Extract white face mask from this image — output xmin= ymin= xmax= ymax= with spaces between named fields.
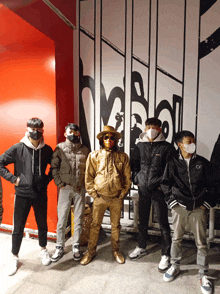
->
xmin=183 ymin=143 xmax=196 ymax=154
xmin=146 ymin=129 xmax=159 ymax=140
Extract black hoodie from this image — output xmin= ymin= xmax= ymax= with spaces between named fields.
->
xmin=0 ymin=133 xmax=53 ymax=198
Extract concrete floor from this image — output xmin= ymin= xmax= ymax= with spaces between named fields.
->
xmin=0 ymin=230 xmax=220 ymax=294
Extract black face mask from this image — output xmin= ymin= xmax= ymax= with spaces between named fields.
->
xmin=67 ymin=134 xmax=80 ymax=143
xmin=29 ymin=130 xmax=42 ymax=140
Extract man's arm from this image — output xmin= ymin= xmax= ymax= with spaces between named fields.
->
xmin=85 ymin=153 xmax=98 ymax=199
xmin=160 ymin=161 xmax=177 ymax=208
xmin=51 ymin=147 xmax=65 ymax=188
xmin=0 ymin=145 xmax=18 ymax=184
xmin=119 ymin=154 xmax=131 ymax=199
xmin=130 ymin=145 xmax=141 ymax=185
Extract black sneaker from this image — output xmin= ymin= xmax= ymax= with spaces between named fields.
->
xmin=51 ymin=246 xmax=64 ymax=262
xmin=72 ymin=244 xmax=82 ymax=261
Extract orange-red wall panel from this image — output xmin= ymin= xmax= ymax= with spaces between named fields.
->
xmin=0 ymin=5 xmax=57 ymax=233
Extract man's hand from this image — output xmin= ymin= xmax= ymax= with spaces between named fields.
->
xmin=200 ymin=205 xmax=206 ymax=210
xmin=13 ymin=177 xmax=20 ymax=186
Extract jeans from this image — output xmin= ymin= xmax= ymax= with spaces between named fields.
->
xmin=138 ymin=188 xmax=171 ymax=256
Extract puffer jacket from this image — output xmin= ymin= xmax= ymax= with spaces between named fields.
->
xmin=161 ymin=153 xmax=217 ymax=211
xmin=0 ymin=134 xmax=53 ymax=197
xmin=51 ymin=140 xmax=89 ymax=189
xmin=85 ymin=149 xmax=131 ymax=199
xmin=131 ymin=132 xmax=176 ymax=194
xmin=0 ymin=177 xmax=2 ymax=224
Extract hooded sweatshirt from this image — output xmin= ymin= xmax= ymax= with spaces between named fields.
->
xmin=0 ymin=133 xmax=53 ymax=198
xmin=131 ymin=131 xmax=176 ymax=194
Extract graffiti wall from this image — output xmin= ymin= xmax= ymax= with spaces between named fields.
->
xmin=78 ymin=0 xmax=220 ymax=227
xmin=79 ymin=0 xmax=220 ymax=160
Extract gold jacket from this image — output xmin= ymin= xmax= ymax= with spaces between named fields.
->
xmin=85 ymin=149 xmax=131 ymax=199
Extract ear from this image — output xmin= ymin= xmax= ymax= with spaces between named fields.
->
xmin=64 ymin=132 xmax=67 ymax=138
xmin=177 ymin=142 xmax=182 ymax=148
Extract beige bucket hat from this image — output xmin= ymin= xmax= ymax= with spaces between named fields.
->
xmin=97 ymin=125 xmax=122 ymax=140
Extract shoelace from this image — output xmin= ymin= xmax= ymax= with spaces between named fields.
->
xmin=166 ymin=266 xmax=176 ymax=275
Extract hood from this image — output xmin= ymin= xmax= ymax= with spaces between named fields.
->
xmin=20 ymin=131 xmax=45 ymax=150
xmin=137 ymin=132 xmax=165 ymax=143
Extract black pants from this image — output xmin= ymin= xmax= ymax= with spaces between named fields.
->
xmin=12 ymin=194 xmax=48 ymax=255
xmin=138 ymin=188 xmax=171 ymax=256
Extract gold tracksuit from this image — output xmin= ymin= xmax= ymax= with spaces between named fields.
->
xmin=85 ymin=149 xmax=131 ymax=253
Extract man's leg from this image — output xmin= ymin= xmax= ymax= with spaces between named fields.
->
xmin=189 ymin=208 xmax=208 ymax=278
xmin=12 ymin=195 xmax=32 ymax=256
xmin=81 ymin=196 xmax=107 ymax=265
xmin=129 ymin=194 xmax=150 ymax=260
xmin=138 ymin=195 xmax=152 ymax=249
xmin=72 ymin=188 xmax=85 ymax=260
xmin=33 ymin=192 xmax=51 ymax=266
xmin=109 ymin=197 xmax=124 ymax=264
xmin=55 ymin=186 xmax=73 ymax=247
xmin=87 ymin=196 xmax=108 ymax=254
xmin=108 ymin=197 xmax=123 ymax=252
xmin=9 ymin=195 xmax=31 ymax=276
xmin=163 ymin=205 xmax=186 ymax=282
xmin=152 ymin=189 xmax=171 ymax=257
xmin=72 ymin=188 xmax=85 ymax=245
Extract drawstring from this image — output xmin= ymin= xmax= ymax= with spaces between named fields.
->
xmin=39 ymin=149 xmax=41 ymax=176
xmin=32 ymin=150 xmax=35 ymax=174
xmin=32 ymin=148 xmax=41 ymax=175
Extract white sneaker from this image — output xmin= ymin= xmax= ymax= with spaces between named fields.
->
xmin=158 ymin=255 xmax=170 ymax=272
xmin=51 ymin=246 xmax=64 ymax=262
xmin=163 ymin=265 xmax=180 ymax=282
xmin=200 ymin=276 xmax=212 ymax=294
xmin=41 ymin=249 xmax=51 ymax=266
xmin=128 ymin=246 xmax=147 ymax=260
xmin=72 ymin=244 xmax=82 ymax=261
xmin=8 ymin=256 xmax=19 ymax=276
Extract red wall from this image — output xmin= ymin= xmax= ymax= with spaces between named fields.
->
xmin=0 ymin=4 xmax=57 ymax=232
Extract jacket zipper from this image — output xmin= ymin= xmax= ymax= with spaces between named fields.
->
xmin=187 ymin=161 xmax=195 ymax=209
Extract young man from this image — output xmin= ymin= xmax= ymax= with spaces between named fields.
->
xmin=80 ymin=125 xmax=131 ymax=265
xmin=129 ymin=117 xmax=175 ymax=272
xmin=161 ymin=130 xmax=216 ymax=294
xmin=0 ymin=118 xmax=53 ymax=275
xmin=51 ymin=123 xmax=89 ymax=262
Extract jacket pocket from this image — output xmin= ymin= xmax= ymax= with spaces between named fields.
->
xmin=18 ymin=173 xmax=31 ymax=187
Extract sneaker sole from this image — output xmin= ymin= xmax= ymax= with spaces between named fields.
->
xmin=158 ymin=265 xmax=170 ymax=273
xmin=129 ymin=251 xmax=147 ymax=261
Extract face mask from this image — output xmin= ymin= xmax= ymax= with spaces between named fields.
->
xmin=29 ymin=130 xmax=42 ymax=140
xmin=183 ymin=143 xmax=196 ymax=154
xmin=146 ymin=129 xmax=159 ymax=140
xmin=67 ymin=134 xmax=80 ymax=143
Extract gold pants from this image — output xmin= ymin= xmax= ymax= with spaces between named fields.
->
xmin=88 ymin=196 xmax=123 ymax=254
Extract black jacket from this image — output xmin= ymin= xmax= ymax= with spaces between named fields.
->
xmin=210 ymin=134 xmax=220 ymax=203
xmin=131 ymin=132 xmax=176 ymax=195
xmin=161 ymin=153 xmax=216 ymax=211
xmin=0 ymin=134 xmax=53 ymax=198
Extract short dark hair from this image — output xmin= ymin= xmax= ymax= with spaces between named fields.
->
xmin=27 ymin=118 xmax=44 ymax=128
xmin=65 ymin=123 xmax=80 ymax=132
xmin=174 ymin=130 xmax=195 ymax=145
xmin=145 ymin=117 xmax=162 ymax=128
